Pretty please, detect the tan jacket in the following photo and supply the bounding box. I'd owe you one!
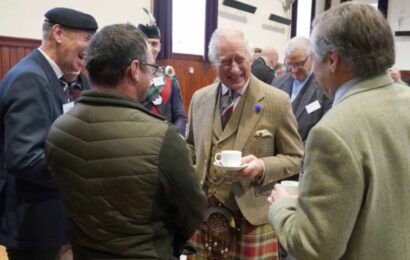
[187,75,303,225]
[269,73,410,259]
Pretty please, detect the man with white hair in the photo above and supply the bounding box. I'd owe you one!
[186,28,303,259]
[268,3,410,259]
[272,36,331,143]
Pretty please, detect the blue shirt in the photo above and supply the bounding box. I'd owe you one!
[291,72,312,102]
[332,78,361,108]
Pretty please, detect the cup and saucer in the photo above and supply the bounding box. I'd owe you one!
[213,150,248,171]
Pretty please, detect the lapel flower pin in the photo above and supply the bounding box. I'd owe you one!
[255,103,262,113]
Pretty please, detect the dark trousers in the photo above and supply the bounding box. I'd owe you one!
[6,248,60,260]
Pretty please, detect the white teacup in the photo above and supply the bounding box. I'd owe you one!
[214,150,242,167]
[281,180,299,195]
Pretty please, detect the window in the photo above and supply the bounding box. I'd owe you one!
[172,0,206,55]
[296,0,312,37]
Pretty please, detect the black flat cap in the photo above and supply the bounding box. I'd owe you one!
[138,24,161,39]
[45,7,98,33]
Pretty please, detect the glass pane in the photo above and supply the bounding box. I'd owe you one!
[172,0,206,55]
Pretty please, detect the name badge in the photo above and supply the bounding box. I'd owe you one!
[305,100,321,114]
[63,102,75,113]
[152,76,165,87]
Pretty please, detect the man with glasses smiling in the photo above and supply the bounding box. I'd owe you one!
[272,36,331,144]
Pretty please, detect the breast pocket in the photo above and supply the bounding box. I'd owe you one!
[253,129,274,157]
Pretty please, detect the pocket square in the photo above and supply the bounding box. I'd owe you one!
[254,129,273,137]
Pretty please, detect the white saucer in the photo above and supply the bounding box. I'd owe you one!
[213,161,248,171]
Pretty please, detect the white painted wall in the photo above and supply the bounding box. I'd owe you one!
[0,0,291,62]
[218,0,291,62]
[1,0,407,69]
[388,0,410,70]
[0,0,152,39]
[315,0,410,70]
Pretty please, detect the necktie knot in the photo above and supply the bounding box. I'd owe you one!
[60,77,82,102]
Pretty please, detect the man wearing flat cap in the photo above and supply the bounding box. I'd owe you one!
[0,7,97,259]
[138,23,187,136]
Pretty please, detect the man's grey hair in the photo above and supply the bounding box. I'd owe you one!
[86,23,148,87]
[310,2,394,78]
[42,22,54,41]
[208,28,253,67]
[286,36,310,58]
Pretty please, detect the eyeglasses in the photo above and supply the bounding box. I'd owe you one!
[142,63,163,75]
[284,56,309,71]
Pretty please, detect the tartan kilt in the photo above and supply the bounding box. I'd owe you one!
[188,212,278,260]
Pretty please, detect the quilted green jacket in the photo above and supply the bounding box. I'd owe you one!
[46,90,207,259]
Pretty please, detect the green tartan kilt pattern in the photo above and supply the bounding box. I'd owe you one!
[188,212,278,260]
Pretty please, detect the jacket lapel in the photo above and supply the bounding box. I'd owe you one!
[200,83,220,160]
[293,74,317,119]
[33,49,66,107]
[234,76,264,151]
[280,75,293,96]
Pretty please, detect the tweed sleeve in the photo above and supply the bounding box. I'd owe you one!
[268,125,364,259]
[158,127,207,246]
[261,92,304,181]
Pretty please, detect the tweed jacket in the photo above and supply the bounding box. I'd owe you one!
[186,75,303,225]
[272,73,332,142]
[46,90,207,259]
[0,49,69,248]
[269,73,410,259]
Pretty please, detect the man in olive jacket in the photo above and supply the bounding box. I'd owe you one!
[268,3,410,260]
[46,24,207,259]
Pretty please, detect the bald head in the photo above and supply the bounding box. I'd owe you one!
[261,47,279,68]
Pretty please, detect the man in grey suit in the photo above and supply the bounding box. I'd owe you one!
[0,7,97,259]
[186,28,303,259]
[272,36,331,142]
[268,3,410,259]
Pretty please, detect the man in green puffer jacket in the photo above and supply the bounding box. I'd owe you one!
[45,23,207,259]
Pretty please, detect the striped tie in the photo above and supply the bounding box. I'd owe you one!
[221,90,235,129]
[59,78,82,103]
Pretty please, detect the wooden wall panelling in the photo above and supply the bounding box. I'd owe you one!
[0,36,41,80]
[401,71,410,81]
[0,46,3,78]
[158,56,217,112]
[1,46,10,79]
[17,47,25,60]
[9,47,17,68]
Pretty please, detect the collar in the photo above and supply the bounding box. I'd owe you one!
[332,77,361,107]
[38,48,63,79]
[221,78,250,96]
[295,70,313,85]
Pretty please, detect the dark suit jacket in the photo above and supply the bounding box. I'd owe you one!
[272,73,332,142]
[251,57,275,84]
[0,49,69,248]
